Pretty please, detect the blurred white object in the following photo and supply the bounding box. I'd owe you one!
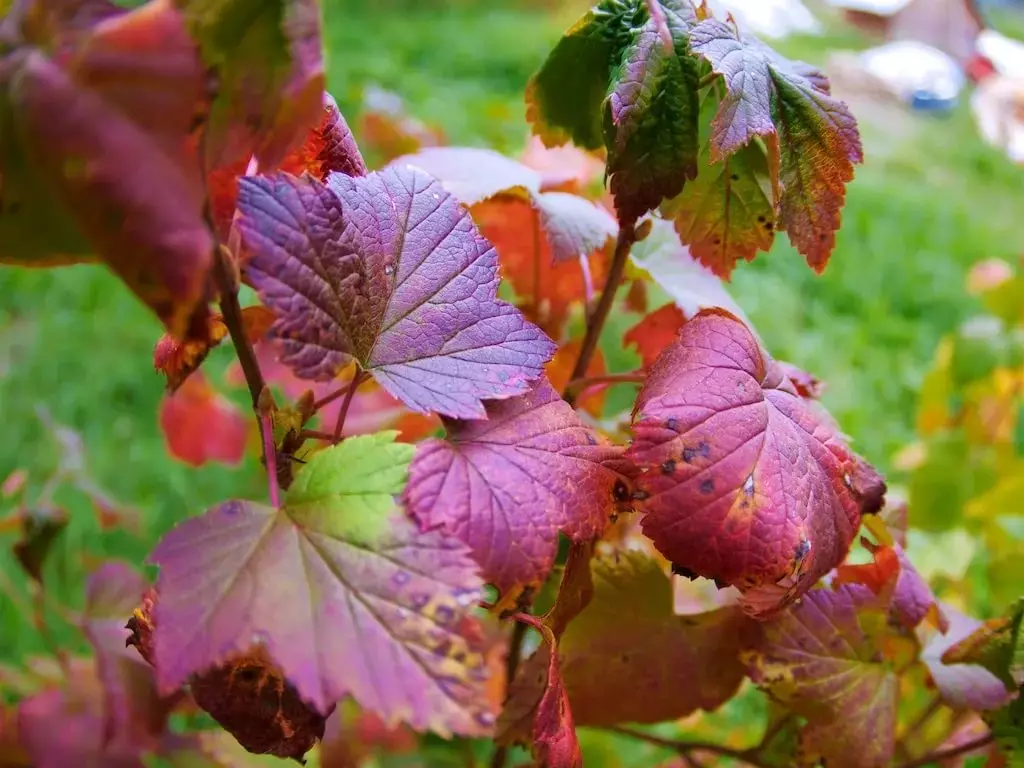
[859,41,965,102]
[976,29,1024,79]
[825,0,912,11]
[972,75,1024,162]
[705,0,821,39]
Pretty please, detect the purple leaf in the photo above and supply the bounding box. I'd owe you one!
[403,378,634,593]
[535,191,617,263]
[148,432,493,736]
[922,604,1015,711]
[236,166,556,418]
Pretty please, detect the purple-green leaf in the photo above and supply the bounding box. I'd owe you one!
[236,166,556,418]
[148,432,493,736]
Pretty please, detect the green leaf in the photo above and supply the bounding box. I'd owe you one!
[663,93,776,278]
[528,0,701,224]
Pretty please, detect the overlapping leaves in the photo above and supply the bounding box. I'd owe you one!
[528,0,862,273]
[148,432,494,737]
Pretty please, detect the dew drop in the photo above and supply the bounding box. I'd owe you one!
[250,631,268,647]
[842,472,852,489]
[742,474,755,496]
[384,264,395,276]
[392,571,412,587]
[476,711,496,728]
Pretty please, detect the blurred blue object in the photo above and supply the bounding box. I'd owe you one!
[909,89,960,112]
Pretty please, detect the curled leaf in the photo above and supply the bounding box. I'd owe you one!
[404,378,633,594]
[627,309,886,617]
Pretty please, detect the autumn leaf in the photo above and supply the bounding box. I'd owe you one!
[235,167,555,418]
[11,506,68,583]
[395,146,617,263]
[519,135,605,195]
[158,371,250,467]
[941,599,1023,691]
[153,305,273,392]
[0,0,213,339]
[508,550,756,740]
[473,195,610,339]
[178,0,324,169]
[745,584,898,768]
[532,645,583,768]
[623,302,686,369]
[835,539,948,632]
[689,19,863,270]
[403,378,634,594]
[148,432,493,735]
[922,604,1016,712]
[627,309,886,617]
[207,92,367,242]
[357,86,447,163]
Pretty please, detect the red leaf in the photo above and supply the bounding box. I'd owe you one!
[357,87,446,163]
[545,339,608,417]
[627,309,886,617]
[473,195,609,339]
[777,360,825,400]
[207,93,366,242]
[533,650,582,768]
[835,539,948,632]
[158,371,249,467]
[404,378,634,594]
[1,0,213,339]
[623,302,686,369]
[519,135,605,195]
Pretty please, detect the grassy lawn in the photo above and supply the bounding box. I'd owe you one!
[2,0,1023,661]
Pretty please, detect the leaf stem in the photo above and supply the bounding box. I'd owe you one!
[299,429,338,442]
[896,733,995,768]
[564,223,637,407]
[698,71,720,90]
[564,371,645,400]
[608,726,772,768]
[312,382,354,413]
[333,370,368,442]
[212,243,266,409]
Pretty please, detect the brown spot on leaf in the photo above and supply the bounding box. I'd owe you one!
[700,478,715,494]
[661,459,676,475]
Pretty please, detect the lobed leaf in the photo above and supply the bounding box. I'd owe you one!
[149,432,493,736]
[745,584,897,768]
[627,309,886,617]
[532,644,583,768]
[236,167,555,418]
[689,19,863,270]
[404,378,633,594]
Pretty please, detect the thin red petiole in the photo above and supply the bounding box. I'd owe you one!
[260,410,280,508]
[312,382,353,413]
[333,370,368,442]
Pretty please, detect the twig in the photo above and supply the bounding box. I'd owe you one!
[564,371,645,400]
[333,370,367,441]
[608,726,772,768]
[312,382,354,412]
[299,429,338,442]
[564,223,637,407]
[211,243,266,409]
[896,733,995,768]
[259,409,280,508]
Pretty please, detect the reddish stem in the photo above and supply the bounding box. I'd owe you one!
[564,223,636,407]
[312,382,354,413]
[333,371,367,442]
[211,243,266,409]
[299,429,337,442]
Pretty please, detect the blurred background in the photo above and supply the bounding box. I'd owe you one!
[2,0,1023,688]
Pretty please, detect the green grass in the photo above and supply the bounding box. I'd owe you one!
[3,0,1024,662]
